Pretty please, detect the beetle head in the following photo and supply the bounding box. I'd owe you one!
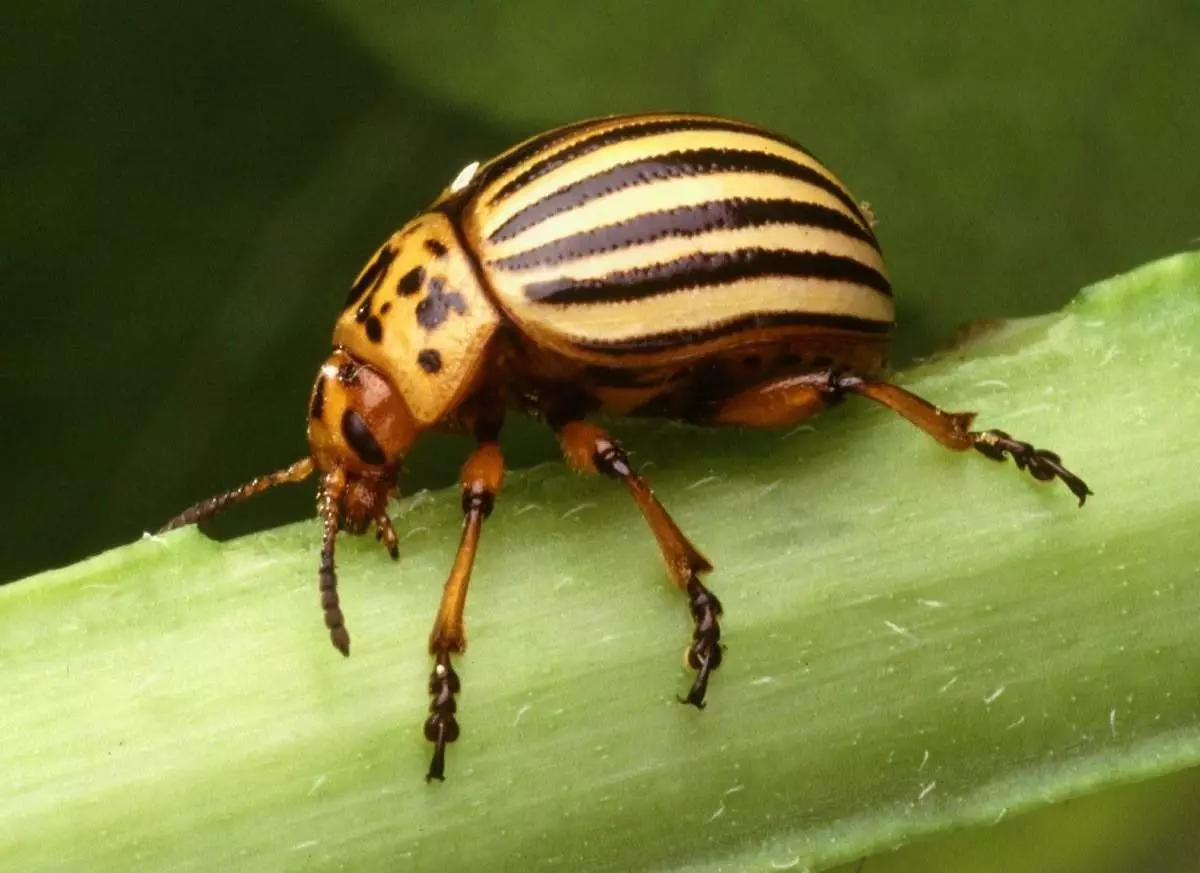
[306,349,420,533]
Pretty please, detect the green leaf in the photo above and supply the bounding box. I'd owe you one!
[3,253,1198,871]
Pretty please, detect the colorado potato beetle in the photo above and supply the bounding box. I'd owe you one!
[164,113,1091,781]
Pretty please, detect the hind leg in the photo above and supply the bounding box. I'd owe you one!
[557,420,722,709]
[703,370,1091,504]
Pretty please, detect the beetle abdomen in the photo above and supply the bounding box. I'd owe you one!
[455,113,895,367]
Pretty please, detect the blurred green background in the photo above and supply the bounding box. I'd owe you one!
[4,1,1197,582]
[3,2,1199,870]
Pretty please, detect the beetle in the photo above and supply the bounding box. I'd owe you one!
[163,112,1091,781]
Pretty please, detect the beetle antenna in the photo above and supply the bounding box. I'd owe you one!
[318,469,351,656]
[159,457,315,532]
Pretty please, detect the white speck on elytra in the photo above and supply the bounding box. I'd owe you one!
[984,685,1007,705]
[449,160,480,192]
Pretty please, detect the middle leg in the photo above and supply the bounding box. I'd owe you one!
[557,420,723,709]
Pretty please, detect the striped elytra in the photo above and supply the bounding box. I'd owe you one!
[164,113,1090,783]
[456,113,894,369]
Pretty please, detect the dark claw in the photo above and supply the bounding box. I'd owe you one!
[973,429,1093,506]
[424,717,448,782]
[425,653,460,782]
[679,576,723,709]
[679,641,723,709]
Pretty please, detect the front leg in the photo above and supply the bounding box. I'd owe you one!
[424,440,504,782]
[557,420,723,709]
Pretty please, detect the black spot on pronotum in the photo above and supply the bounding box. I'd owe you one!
[310,375,327,420]
[417,349,443,374]
[366,316,383,343]
[345,246,396,308]
[398,267,425,296]
[341,410,387,466]
[424,239,448,257]
[416,277,469,331]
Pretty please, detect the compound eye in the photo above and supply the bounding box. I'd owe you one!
[340,409,387,466]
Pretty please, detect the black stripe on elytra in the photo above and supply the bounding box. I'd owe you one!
[309,375,326,420]
[524,247,892,305]
[487,117,815,206]
[341,409,387,466]
[488,149,871,245]
[575,311,893,355]
[345,246,397,309]
[490,198,879,272]
[465,118,609,199]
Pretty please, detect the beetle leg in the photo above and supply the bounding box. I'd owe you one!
[557,420,722,710]
[701,371,834,428]
[702,370,1090,504]
[424,441,504,782]
[842,377,1092,505]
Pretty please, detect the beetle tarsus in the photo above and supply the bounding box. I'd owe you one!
[424,651,461,782]
[972,429,1093,506]
[679,575,723,709]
